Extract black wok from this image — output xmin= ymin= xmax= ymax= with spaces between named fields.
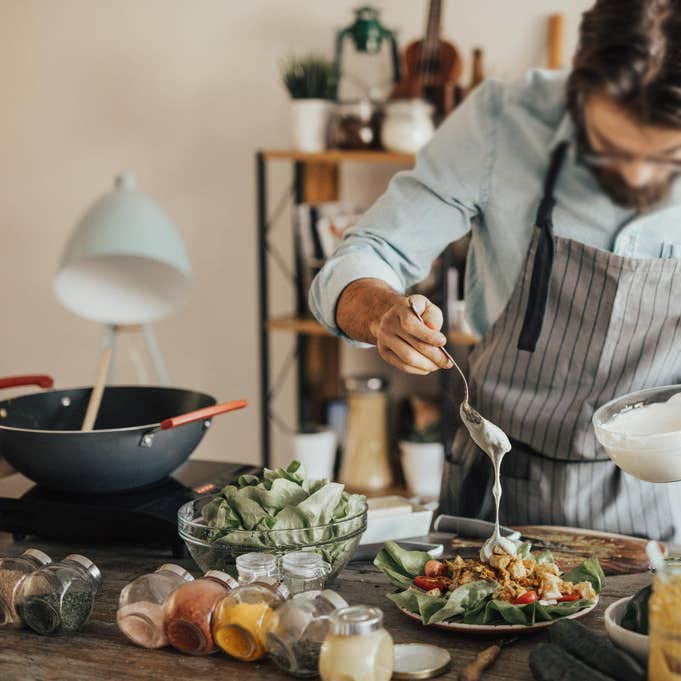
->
xmin=0 ymin=375 xmax=247 ymax=494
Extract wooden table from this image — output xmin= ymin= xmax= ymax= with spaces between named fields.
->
xmin=0 ymin=532 xmax=650 ymax=681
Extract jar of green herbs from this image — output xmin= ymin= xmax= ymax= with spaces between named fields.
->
xmin=16 ymin=554 xmax=102 ymax=635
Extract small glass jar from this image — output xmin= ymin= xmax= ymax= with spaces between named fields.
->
xmin=319 ymin=606 xmax=393 ymax=681
xmin=649 ymin=567 xmax=681 ymax=680
xmin=331 ymin=99 xmax=382 ymax=150
xmin=381 ymin=99 xmax=435 ymax=154
xmin=117 ymin=564 xmax=194 ymax=648
xmin=0 ymin=549 xmax=52 ymax=627
xmin=236 ymin=553 xmax=281 ymax=586
xmin=282 ymin=552 xmax=332 ymax=597
xmin=212 ymin=582 xmax=287 ymax=661
xmin=267 ymin=590 xmax=348 ymax=677
xmin=15 ymin=554 xmax=101 ymax=635
xmin=164 ymin=570 xmax=237 ymax=655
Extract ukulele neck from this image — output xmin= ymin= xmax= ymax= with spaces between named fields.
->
xmin=424 ymin=0 xmax=442 ymax=53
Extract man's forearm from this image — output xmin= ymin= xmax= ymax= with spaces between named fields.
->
xmin=336 ymin=278 xmax=405 ymax=344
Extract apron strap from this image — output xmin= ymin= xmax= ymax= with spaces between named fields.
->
xmin=517 ymin=141 xmax=569 ymax=352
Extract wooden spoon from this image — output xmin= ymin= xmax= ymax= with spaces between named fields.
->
xmin=81 ymin=346 xmax=113 ymax=431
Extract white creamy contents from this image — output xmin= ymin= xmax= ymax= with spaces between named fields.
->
xmin=459 ymin=406 xmax=514 ymax=562
xmin=599 ymin=393 xmax=681 ymax=482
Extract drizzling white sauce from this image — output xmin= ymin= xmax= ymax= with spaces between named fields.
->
xmin=460 ymin=406 xmax=514 ymax=562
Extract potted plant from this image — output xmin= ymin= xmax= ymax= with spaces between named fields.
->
xmin=282 ymin=54 xmax=338 ymax=152
xmin=398 ymin=396 xmax=445 ymax=500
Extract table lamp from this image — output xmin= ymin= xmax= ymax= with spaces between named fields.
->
xmin=54 ymin=171 xmax=192 ymax=385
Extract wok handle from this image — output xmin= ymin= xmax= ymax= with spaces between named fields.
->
xmin=0 ymin=375 xmax=54 ymax=391
xmin=160 ymin=400 xmax=248 ymax=430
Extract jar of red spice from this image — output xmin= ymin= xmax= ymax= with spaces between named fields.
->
xmin=163 ymin=570 xmax=237 ymax=655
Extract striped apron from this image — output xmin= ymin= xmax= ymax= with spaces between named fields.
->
xmin=440 ymin=142 xmax=681 ymax=541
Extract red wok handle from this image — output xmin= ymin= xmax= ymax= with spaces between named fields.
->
xmin=160 ymin=399 xmax=248 ymax=431
xmin=0 ymin=375 xmax=54 ymax=391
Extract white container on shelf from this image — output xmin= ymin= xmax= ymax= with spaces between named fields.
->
xmin=291 ymin=99 xmax=334 ymax=152
xmin=290 ymin=427 xmax=337 ymax=480
xmin=399 ymin=440 xmax=444 ymax=499
xmin=381 ymin=99 xmax=434 ymax=154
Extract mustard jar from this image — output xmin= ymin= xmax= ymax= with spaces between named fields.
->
xmin=15 ymin=554 xmax=101 ymax=635
xmin=117 ymin=563 xmax=193 ymax=648
xmin=282 ymin=551 xmax=332 ymax=596
xmin=319 ymin=606 xmax=394 ymax=681
xmin=266 ymin=589 xmax=348 ymax=677
xmin=0 ymin=549 xmax=52 ymax=628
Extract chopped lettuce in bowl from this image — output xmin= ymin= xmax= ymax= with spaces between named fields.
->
xmin=374 ymin=541 xmax=605 ymax=627
xmin=178 ymin=461 xmax=367 ymax=579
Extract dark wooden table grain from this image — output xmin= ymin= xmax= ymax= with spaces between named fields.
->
xmin=0 ymin=532 xmax=651 ymax=681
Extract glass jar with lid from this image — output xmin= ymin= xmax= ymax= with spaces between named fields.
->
xmin=340 ymin=376 xmax=392 ymax=492
xmin=212 ymin=581 xmax=288 ymax=662
xmin=164 ymin=570 xmax=237 ymax=655
xmin=15 ymin=553 xmax=101 ymax=635
xmin=117 ymin=563 xmax=193 ymax=648
xmin=282 ymin=552 xmax=332 ymax=596
xmin=266 ymin=589 xmax=348 ymax=677
xmin=319 ymin=605 xmax=393 ymax=681
xmin=0 ymin=549 xmax=52 ymax=627
xmin=236 ymin=552 xmax=281 ymax=586
xmin=331 ymin=99 xmax=382 ymax=150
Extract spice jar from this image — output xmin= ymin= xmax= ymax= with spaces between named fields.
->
xmin=212 ymin=581 xmax=287 ymax=662
xmin=319 ymin=606 xmax=393 ymax=681
xmin=0 ymin=549 xmax=52 ymax=628
xmin=266 ymin=589 xmax=348 ymax=677
xmin=236 ymin=552 xmax=281 ymax=586
xmin=164 ymin=570 xmax=237 ymax=655
xmin=282 ymin=552 xmax=332 ymax=596
xmin=15 ymin=554 xmax=101 ymax=635
xmin=117 ymin=564 xmax=194 ymax=648
xmin=331 ymin=99 xmax=382 ymax=150
xmin=340 ymin=376 xmax=392 ymax=492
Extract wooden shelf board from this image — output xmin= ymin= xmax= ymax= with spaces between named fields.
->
xmin=261 ymin=149 xmax=415 ymax=164
xmin=449 ymin=330 xmax=480 ymax=346
xmin=267 ymin=316 xmax=331 ymax=336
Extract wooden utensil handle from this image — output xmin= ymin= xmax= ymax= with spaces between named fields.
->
xmin=160 ymin=399 xmax=248 ymax=430
xmin=458 ymin=644 xmax=502 ymax=681
xmin=82 ymin=347 xmax=113 ymax=432
xmin=0 ymin=375 xmax=54 ymax=390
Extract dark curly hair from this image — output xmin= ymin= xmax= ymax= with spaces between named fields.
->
xmin=567 ymin=0 xmax=681 ymax=128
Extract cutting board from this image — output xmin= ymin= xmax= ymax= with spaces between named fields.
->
xmin=450 ymin=525 xmax=657 ymax=576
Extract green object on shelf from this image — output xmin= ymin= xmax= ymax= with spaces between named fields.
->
xmin=282 ymin=54 xmax=338 ymax=100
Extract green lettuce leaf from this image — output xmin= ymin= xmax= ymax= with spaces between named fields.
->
xmin=535 ymin=550 xmax=555 ymax=564
xmin=428 ymin=580 xmax=498 ymax=624
xmin=563 ymin=556 xmax=606 ymax=594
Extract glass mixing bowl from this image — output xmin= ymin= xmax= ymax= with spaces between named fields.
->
xmin=593 ymin=384 xmax=681 ymax=482
xmin=178 ymin=495 xmax=367 ymax=582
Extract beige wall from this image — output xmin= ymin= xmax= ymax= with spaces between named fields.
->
xmin=0 ymin=0 xmax=591 ymax=467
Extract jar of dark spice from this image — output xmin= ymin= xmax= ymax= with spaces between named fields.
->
xmin=117 ymin=564 xmax=194 ymax=649
xmin=331 ymin=100 xmax=382 ymax=150
xmin=163 ymin=570 xmax=237 ymax=655
xmin=15 ymin=554 xmax=101 ymax=635
xmin=0 ymin=549 xmax=52 ymax=628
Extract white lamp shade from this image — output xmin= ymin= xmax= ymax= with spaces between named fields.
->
xmin=55 ymin=171 xmax=192 ymax=325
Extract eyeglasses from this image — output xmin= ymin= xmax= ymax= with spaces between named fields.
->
xmin=579 ymin=148 xmax=681 ymax=171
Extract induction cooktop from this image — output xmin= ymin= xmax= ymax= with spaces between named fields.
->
xmin=0 ymin=460 xmax=261 ymax=557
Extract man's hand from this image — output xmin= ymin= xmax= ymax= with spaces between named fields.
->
xmin=336 ymin=279 xmax=452 ymax=375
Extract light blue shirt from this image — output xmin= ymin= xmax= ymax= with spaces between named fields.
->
xmin=309 ymin=69 xmax=681 ymax=344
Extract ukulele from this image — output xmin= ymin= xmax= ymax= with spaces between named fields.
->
xmin=391 ymin=0 xmax=463 ymax=121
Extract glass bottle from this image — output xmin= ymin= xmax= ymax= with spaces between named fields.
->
xmin=282 ymin=552 xmax=332 ymax=597
xmin=319 ymin=606 xmax=393 ymax=681
xmin=236 ymin=552 xmax=281 ymax=586
xmin=164 ymin=570 xmax=237 ymax=655
xmin=649 ymin=565 xmax=681 ymax=680
xmin=0 ymin=549 xmax=52 ymax=628
xmin=266 ymin=590 xmax=348 ymax=677
xmin=117 ymin=564 xmax=193 ymax=649
xmin=15 ymin=554 xmax=101 ymax=635
xmin=212 ymin=581 xmax=287 ymax=662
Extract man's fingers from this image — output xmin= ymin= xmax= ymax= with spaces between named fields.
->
xmin=398 ymin=332 xmax=452 ymax=370
xmin=380 ymin=347 xmax=431 ymax=375
xmin=399 ymin=306 xmax=447 ymax=346
xmin=382 ymin=335 xmax=440 ymax=373
xmin=421 ymin=301 xmax=444 ymax=332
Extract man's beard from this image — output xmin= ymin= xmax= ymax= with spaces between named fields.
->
xmin=591 ymin=166 xmax=677 ymax=211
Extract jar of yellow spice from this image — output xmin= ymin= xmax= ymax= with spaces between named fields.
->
xmin=649 ymin=564 xmax=681 ymax=680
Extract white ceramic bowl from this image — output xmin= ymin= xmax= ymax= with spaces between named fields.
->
xmin=593 ymin=384 xmax=681 ymax=482
xmin=604 ymin=596 xmax=649 ymax=664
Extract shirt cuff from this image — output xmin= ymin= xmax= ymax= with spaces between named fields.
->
xmin=309 ymin=252 xmax=406 ymax=349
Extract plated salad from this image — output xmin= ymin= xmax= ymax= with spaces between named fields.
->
xmin=374 ymin=541 xmax=605 ymax=626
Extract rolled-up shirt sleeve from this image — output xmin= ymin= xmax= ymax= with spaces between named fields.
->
xmin=308 ymin=80 xmax=500 ymax=344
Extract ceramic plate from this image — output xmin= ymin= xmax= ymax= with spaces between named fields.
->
xmin=397 ymin=597 xmax=599 ymax=634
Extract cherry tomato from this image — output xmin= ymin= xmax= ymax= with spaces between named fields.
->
xmin=513 ymin=590 xmax=538 ymax=605
xmin=414 ymin=575 xmax=452 ymax=592
xmin=557 ymin=593 xmax=581 ymax=602
xmin=424 ymin=560 xmax=447 ymax=577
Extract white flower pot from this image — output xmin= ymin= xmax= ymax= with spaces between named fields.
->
xmin=291 ymin=99 xmax=334 ymax=152
xmin=289 ymin=427 xmax=337 ymax=480
xmin=399 ymin=440 xmax=444 ymax=500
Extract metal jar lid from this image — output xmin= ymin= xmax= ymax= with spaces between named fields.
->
xmin=393 ymin=644 xmax=451 ymax=680
xmin=21 ymin=549 xmax=52 ymax=567
xmin=65 ymin=554 xmax=102 ymax=585
xmin=158 ymin=564 xmax=194 ymax=582
xmin=204 ymin=570 xmax=238 ymax=589
xmin=318 ymin=589 xmax=348 ymax=610
xmin=330 ymin=605 xmax=383 ymax=636
xmin=343 ymin=375 xmax=388 ymax=393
